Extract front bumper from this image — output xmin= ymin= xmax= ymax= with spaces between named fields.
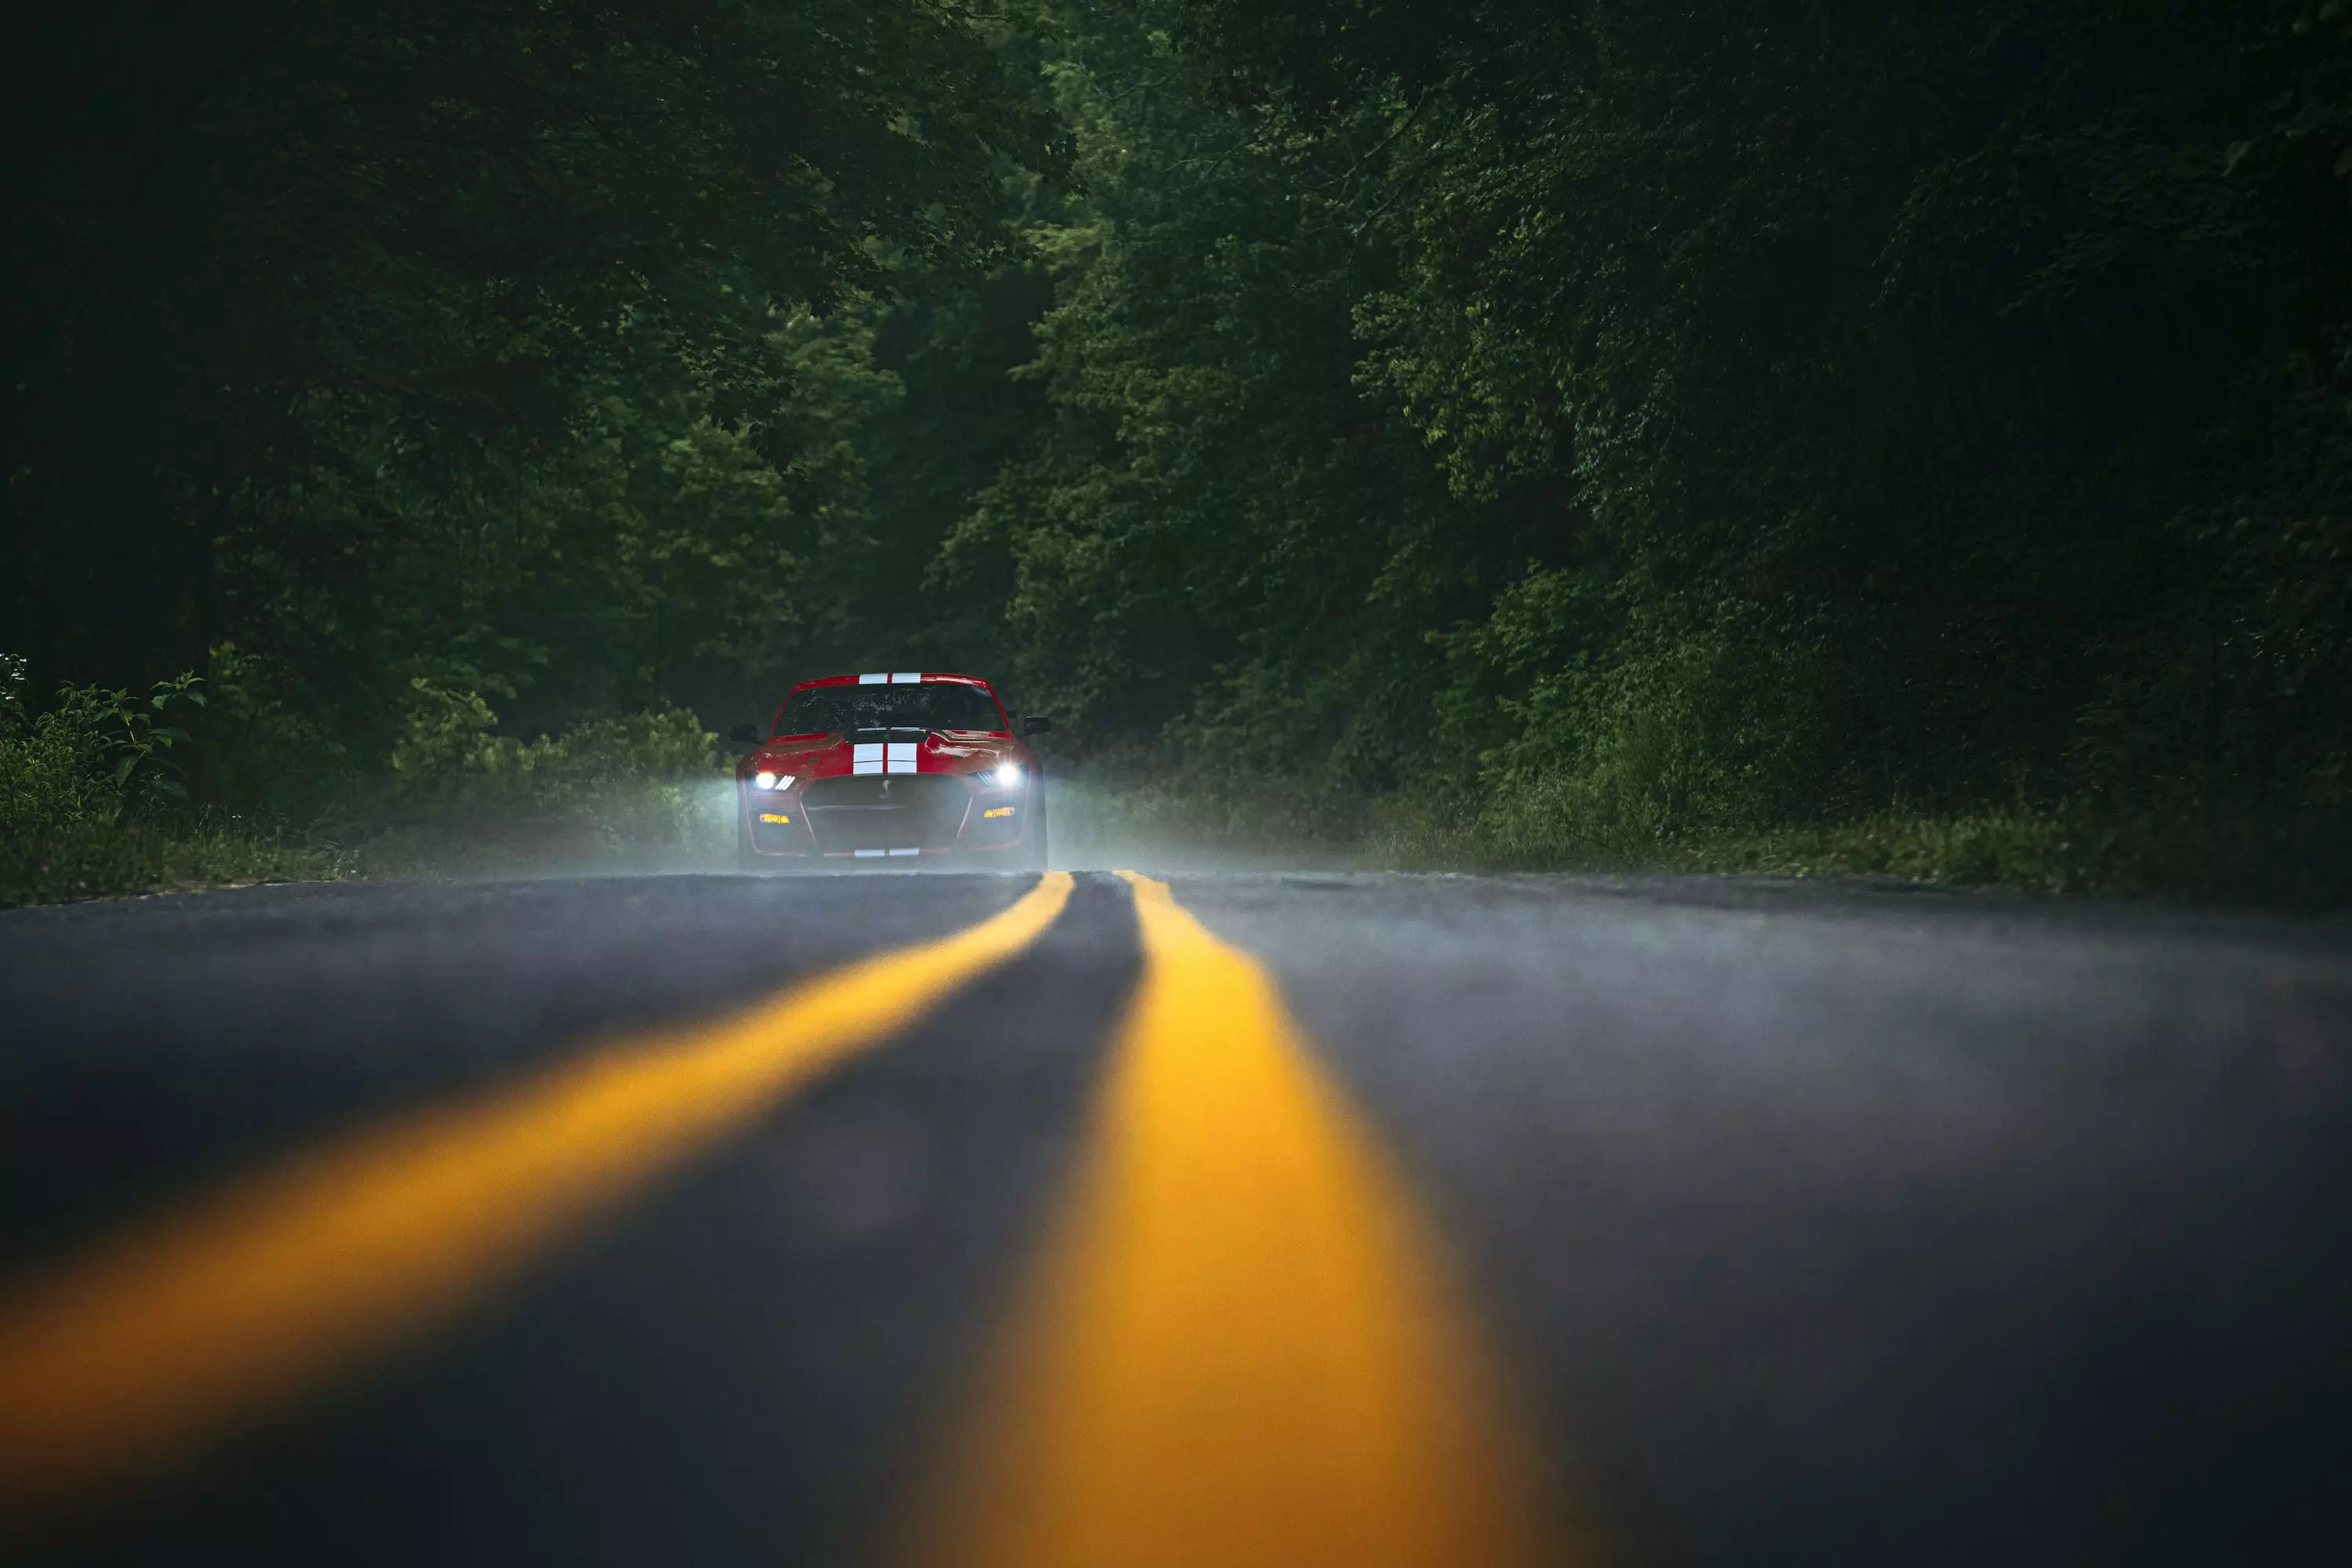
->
xmin=741 ymin=775 xmax=1033 ymax=860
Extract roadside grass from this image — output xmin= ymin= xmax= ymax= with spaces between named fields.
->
xmin=1363 ymin=794 xmax=2352 ymax=909
xmin=1046 ymin=760 xmax=2302 ymax=902
xmin=0 ymin=818 xmax=353 ymax=908
xmin=0 ymin=789 xmax=737 ymax=910
xmin=0 ymin=797 xmax=739 ymax=910
xmin=1754 ymin=804 xmax=2352 ymax=908
xmin=343 ymin=783 xmax=739 ymax=881
xmin=1 ymin=662 xmax=737 ymax=908
xmin=1044 ymin=772 xmax=1357 ymax=870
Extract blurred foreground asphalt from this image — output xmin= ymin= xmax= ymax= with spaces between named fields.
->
xmin=2 ymin=869 xmax=2347 ymax=1565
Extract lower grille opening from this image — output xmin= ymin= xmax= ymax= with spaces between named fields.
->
xmin=804 ymin=775 xmax=967 ymax=852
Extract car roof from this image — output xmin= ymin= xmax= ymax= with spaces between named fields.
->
xmin=784 ymin=672 xmax=996 ymax=692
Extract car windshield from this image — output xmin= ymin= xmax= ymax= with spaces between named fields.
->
xmin=772 ymin=681 xmax=1005 ymax=738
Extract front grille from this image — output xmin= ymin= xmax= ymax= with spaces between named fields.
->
xmin=803 ymin=774 xmax=967 ymax=853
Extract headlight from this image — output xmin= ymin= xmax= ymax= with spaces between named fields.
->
xmin=989 ymin=762 xmax=1024 ymax=789
xmin=753 ymin=770 xmax=786 ymax=791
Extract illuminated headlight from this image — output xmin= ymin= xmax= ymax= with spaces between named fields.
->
xmin=989 ymin=762 xmax=1024 ymax=789
xmin=753 ymin=770 xmax=789 ymax=791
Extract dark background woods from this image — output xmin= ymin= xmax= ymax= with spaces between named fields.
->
xmin=7 ymin=2 xmax=2350 ymax=901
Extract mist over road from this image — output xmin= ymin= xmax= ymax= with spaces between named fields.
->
xmin=2 ymin=870 xmax=2346 ymax=1565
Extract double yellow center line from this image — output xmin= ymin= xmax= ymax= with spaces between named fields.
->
xmin=910 ymin=873 xmax=1556 ymax=1566
xmin=0 ymin=873 xmax=1073 ymax=1507
xmin=0 ymin=871 xmax=1566 ymax=1563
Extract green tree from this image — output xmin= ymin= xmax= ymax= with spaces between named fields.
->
xmin=6 ymin=0 xmax=1062 ymax=742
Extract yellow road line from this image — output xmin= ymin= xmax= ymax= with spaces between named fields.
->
xmin=0 ymin=872 xmax=1075 ymax=1514
xmin=910 ymin=871 xmax=1566 ymax=1568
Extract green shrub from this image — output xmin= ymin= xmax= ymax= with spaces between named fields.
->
xmin=1 ymin=657 xmax=345 ymax=906
xmin=1044 ymin=766 xmax=1355 ymax=869
xmin=1364 ymin=779 xmax=2352 ymax=909
xmin=356 ymin=681 xmax=731 ymax=871
xmin=1 ymin=688 xmax=120 ymax=843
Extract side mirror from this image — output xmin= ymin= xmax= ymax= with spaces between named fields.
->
xmin=729 ymin=723 xmax=760 ymax=745
xmin=1022 ymin=714 xmax=1055 ymax=737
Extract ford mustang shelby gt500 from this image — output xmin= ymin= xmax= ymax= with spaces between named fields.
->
xmin=732 ymin=673 xmax=1051 ymax=869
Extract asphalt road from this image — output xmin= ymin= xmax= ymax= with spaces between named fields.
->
xmin=1 ymin=869 xmax=2347 ymax=1565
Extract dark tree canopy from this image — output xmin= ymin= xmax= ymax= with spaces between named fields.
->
xmin=5 ymin=0 xmax=1058 ymax=735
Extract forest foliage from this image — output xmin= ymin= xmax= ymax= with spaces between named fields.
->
xmin=6 ymin=1 xmax=2350 ymax=902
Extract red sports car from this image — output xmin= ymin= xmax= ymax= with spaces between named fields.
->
xmin=731 ymin=673 xmax=1051 ymax=869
